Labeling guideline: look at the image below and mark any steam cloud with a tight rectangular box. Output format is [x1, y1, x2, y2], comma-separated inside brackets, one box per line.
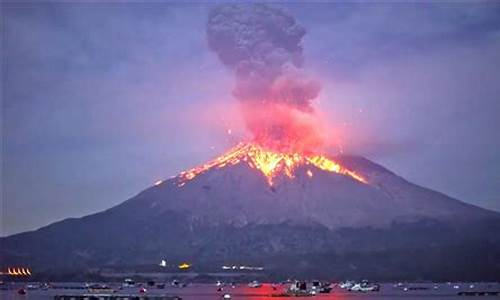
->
[207, 4, 323, 152]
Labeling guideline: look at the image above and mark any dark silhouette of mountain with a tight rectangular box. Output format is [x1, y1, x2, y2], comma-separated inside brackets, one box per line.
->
[1, 155, 499, 281]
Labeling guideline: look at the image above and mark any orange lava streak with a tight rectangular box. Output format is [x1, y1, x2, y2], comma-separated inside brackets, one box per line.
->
[177, 143, 366, 186]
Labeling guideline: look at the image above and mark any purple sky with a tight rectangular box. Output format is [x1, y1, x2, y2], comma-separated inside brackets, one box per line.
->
[2, 2, 500, 236]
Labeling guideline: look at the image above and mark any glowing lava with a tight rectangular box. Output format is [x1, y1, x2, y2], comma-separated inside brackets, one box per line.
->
[177, 143, 366, 186]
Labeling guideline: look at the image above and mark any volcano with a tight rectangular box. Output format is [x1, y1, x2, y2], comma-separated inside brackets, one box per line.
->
[1, 142, 500, 281]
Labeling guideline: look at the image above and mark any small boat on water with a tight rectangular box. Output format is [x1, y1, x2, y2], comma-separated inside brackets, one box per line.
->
[122, 279, 135, 288]
[284, 281, 313, 297]
[339, 280, 355, 289]
[248, 280, 262, 288]
[310, 280, 332, 294]
[171, 279, 180, 287]
[348, 280, 380, 292]
[403, 286, 429, 291]
[25, 283, 40, 290]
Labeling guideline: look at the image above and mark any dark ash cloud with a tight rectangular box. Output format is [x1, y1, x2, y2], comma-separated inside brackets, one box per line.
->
[207, 3, 321, 112]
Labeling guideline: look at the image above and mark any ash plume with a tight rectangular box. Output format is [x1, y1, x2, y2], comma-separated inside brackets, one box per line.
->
[207, 4, 322, 152]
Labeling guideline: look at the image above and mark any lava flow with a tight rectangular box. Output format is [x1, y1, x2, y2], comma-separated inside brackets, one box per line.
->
[176, 143, 366, 186]
[185, 5, 367, 187]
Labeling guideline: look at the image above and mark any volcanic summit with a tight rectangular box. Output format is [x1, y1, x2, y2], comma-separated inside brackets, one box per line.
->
[148, 142, 492, 230]
[1, 141, 500, 281]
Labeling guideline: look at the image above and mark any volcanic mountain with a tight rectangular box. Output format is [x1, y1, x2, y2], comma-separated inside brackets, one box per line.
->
[1, 143, 500, 281]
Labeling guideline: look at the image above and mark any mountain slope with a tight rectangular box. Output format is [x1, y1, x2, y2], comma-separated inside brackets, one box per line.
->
[1, 154, 499, 280]
[115, 154, 496, 229]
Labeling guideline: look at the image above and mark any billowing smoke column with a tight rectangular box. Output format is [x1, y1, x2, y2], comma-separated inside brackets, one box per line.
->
[207, 4, 323, 154]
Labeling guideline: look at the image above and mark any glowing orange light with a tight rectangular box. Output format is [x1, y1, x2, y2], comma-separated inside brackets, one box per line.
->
[177, 143, 366, 186]
[178, 263, 191, 269]
[5, 267, 31, 276]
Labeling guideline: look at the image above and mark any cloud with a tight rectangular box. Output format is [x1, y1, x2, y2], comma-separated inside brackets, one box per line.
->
[206, 4, 323, 152]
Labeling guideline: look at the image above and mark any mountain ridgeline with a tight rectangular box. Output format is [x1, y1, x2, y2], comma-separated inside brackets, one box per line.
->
[1, 154, 500, 281]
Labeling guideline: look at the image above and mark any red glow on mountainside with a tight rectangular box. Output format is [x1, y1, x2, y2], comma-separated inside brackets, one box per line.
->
[177, 142, 366, 186]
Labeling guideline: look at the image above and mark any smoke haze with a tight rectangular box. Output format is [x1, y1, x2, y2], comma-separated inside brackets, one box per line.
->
[207, 4, 323, 152]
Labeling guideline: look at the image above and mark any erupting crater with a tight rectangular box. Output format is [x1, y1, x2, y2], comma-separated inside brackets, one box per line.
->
[177, 142, 366, 186]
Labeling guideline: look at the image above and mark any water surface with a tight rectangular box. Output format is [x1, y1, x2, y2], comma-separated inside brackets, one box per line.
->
[1, 282, 499, 300]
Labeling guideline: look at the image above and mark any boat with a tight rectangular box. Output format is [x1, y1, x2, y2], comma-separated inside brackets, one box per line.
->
[248, 280, 262, 288]
[348, 280, 380, 292]
[403, 286, 429, 291]
[171, 279, 180, 287]
[339, 280, 355, 289]
[284, 281, 313, 297]
[311, 280, 332, 294]
[122, 278, 135, 288]
[25, 283, 40, 290]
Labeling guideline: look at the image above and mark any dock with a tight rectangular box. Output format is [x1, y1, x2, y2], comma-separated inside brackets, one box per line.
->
[457, 291, 500, 296]
[54, 294, 182, 300]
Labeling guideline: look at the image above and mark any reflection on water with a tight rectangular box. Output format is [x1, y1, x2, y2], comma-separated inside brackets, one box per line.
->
[1, 282, 499, 300]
